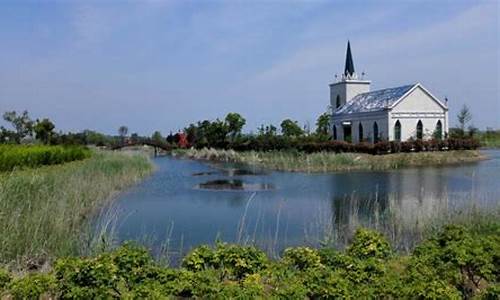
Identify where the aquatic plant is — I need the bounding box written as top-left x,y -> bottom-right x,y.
0,151 -> 153,268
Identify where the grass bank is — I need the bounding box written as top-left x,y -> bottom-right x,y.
0,219 -> 498,299
0,151 -> 153,268
0,145 -> 90,171
478,131 -> 500,148
176,148 -> 485,172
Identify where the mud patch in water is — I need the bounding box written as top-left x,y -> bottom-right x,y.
196,179 -> 274,191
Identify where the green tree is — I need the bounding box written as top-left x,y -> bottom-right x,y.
152,131 -> 163,144
457,104 -> 472,137
2,110 -> 34,143
225,113 -> 246,141
315,112 -> 330,136
118,126 -> 128,143
34,118 -> 55,144
280,119 -> 304,137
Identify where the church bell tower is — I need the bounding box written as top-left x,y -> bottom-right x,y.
330,41 -> 371,110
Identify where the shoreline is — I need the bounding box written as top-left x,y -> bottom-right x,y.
174,148 -> 487,173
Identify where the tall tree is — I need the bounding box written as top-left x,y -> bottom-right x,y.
280,119 -> 304,137
225,113 -> 246,141
457,104 -> 472,137
152,131 -> 163,144
2,110 -> 34,143
34,118 -> 55,144
118,126 -> 128,143
315,112 -> 331,136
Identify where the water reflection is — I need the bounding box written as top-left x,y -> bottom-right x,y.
196,179 -> 274,191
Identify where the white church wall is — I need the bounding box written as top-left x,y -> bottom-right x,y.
388,116 -> 447,141
330,80 -> 371,110
332,111 -> 388,143
389,86 -> 448,141
391,86 -> 445,112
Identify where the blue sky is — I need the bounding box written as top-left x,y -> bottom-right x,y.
0,0 -> 498,135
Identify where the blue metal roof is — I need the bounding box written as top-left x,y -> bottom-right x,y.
334,84 -> 416,115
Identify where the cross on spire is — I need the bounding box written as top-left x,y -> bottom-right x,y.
344,40 -> 355,78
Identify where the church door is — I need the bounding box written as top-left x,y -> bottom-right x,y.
373,122 -> 379,143
343,124 -> 352,143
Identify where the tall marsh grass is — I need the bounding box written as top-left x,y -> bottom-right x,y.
0,151 -> 153,268
177,148 -> 484,172
0,145 -> 91,172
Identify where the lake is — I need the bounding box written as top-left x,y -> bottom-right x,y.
101,150 -> 500,261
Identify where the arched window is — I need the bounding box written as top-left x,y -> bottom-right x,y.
333,125 -> 337,140
373,122 -> 379,143
336,95 -> 341,108
394,120 -> 401,141
416,120 -> 423,140
358,123 -> 364,142
435,120 -> 443,140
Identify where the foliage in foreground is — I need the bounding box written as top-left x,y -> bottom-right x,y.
0,151 -> 153,266
1,225 -> 498,299
0,145 -> 90,172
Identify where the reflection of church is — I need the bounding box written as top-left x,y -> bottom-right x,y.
330,42 -> 449,143
330,168 -> 449,238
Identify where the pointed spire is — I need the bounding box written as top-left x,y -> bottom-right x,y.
344,41 -> 355,78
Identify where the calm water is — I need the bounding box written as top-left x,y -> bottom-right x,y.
102,150 -> 500,259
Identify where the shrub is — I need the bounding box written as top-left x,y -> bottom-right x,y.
303,268 -> 350,299
8,273 -> 57,300
182,245 -> 215,272
282,247 -> 322,271
0,268 -> 11,291
213,243 -> 268,279
347,228 -> 392,260
408,225 -> 498,298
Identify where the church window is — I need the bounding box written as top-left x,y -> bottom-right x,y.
435,120 -> 443,140
336,95 -> 341,108
416,120 -> 423,140
358,123 -> 364,142
394,120 -> 401,141
333,125 -> 337,140
373,122 -> 379,143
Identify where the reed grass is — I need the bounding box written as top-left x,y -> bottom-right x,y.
176,148 -> 484,172
0,151 -> 153,269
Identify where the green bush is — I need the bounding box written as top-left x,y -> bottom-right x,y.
0,144 -> 91,171
183,243 -> 267,280
1,223 -> 497,299
8,273 -> 57,300
182,245 -> 215,272
347,227 -> 392,260
282,247 -> 322,271
407,225 -> 498,298
0,268 -> 11,291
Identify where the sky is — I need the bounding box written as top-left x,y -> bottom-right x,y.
0,0 -> 498,135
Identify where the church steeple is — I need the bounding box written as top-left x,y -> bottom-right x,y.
344,41 -> 355,78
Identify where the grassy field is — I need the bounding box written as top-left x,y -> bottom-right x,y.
0,151 -> 153,269
176,148 -> 485,172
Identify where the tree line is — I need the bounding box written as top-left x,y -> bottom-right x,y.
0,104 -> 489,150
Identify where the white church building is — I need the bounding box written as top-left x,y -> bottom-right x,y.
330,42 -> 449,143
